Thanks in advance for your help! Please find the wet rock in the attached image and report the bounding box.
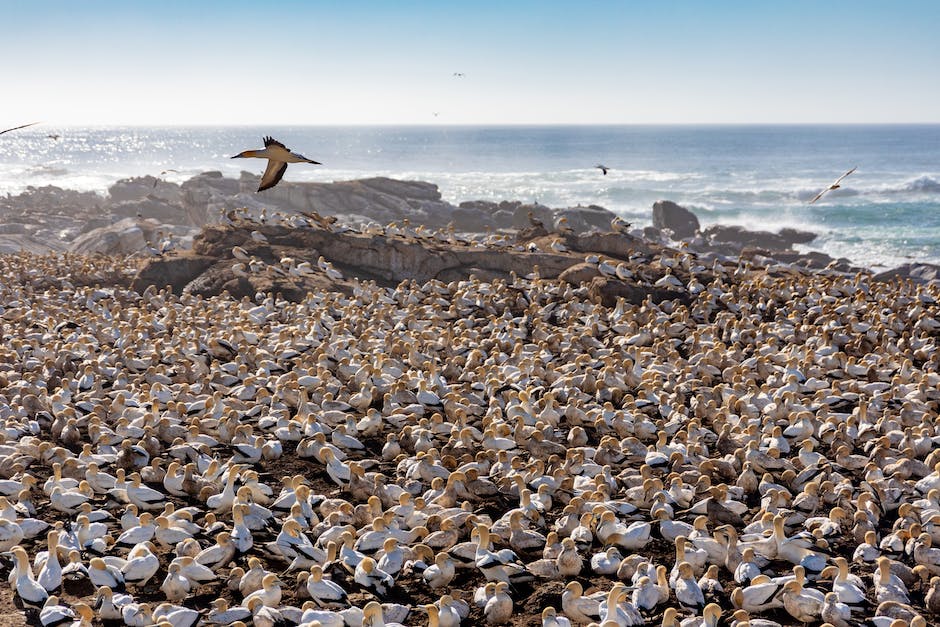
[779,227,817,245]
[652,200,700,239]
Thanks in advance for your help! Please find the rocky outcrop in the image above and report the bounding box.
[133,219,699,308]
[702,225,816,252]
[1,173,617,256]
[874,263,940,285]
[2,173,930,286]
[70,218,197,256]
[0,234,60,255]
[652,200,700,239]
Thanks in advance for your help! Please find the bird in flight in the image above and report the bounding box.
[232,136,321,192]
[0,122,39,135]
[47,134,61,141]
[596,164,610,175]
[453,72,465,78]
[808,166,857,204]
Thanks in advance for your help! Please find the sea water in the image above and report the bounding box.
[1,125,938,269]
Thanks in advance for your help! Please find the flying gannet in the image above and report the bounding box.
[232,136,321,192]
[808,166,857,204]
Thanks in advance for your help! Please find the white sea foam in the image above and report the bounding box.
[0,125,937,270]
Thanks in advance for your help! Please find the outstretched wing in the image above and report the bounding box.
[0,122,39,135]
[258,160,288,192]
[808,189,827,204]
[263,136,288,150]
[832,166,857,187]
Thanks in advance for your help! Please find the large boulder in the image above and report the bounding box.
[652,200,700,239]
[704,225,794,251]
[0,234,60,254]
[874,263,940,285]
[70,217,166,255]
[778,228,817,245]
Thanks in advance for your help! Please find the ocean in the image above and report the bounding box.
[1,125,938,269]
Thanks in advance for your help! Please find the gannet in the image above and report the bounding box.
[808,166,857,204]
[232,136,321,191]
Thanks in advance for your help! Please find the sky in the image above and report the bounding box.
[2,1,939,126]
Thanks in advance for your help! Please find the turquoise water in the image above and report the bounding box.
[1,125,938,268]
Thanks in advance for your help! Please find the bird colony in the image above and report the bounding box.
[0,241,939,627]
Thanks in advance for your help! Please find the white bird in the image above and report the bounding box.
[674,561,706,611]
[39,596,74,627]
[808,166,857,204]
[11,546,48,607]
[37,531,62,592]
[206,599,252,625]
[89,558,125,589]
[541,607,572,627]
[484,581,514,625]
[93,586,129,622]
[305,565,348,608]
[122,542,160,586]
[160,563,191,602]
[561,581,603,624]
[153,602,199,627]
[243,573,283,608]
[354,556,394,597]
[232,136,322,192]
[423,552,456,588]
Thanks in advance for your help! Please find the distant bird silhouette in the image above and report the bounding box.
[153,170,180,188]
[232,136,321,192]
[453,72,465,78]
[0,122,39,135]
[47,134,61,141]
[808,166,857,204]
[595,164,610,175]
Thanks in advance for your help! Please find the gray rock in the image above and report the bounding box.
[778,228,817,245]
[70,217,165,255]
[0,234,60,254]
[0,223,28,235]
[704,225,794,252]
[652,200,700,239]
[874,263,940,285]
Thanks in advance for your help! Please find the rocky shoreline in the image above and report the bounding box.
[1,172,939,290]
[0,175,938,627]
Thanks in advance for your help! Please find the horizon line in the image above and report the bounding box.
[15,121,940,129]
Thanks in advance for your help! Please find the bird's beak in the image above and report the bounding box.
[231,154,242,159]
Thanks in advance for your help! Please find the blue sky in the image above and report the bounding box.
[3,1,939,125]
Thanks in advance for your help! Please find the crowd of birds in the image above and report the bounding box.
[0,123,927,627]
[0,216,935,627]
